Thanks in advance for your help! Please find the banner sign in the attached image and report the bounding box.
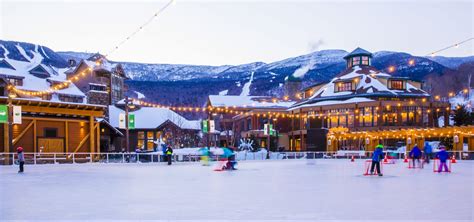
[209,120,215,133]
[202,120,208,133]
[119,113,126,129]
[0,105,7,123]
[13,106,21,124]
[128,114,135,129]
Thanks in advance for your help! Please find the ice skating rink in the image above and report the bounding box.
[1,159,472,220]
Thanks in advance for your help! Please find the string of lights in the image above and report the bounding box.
[10,0,176,96]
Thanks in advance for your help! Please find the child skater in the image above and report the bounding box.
[436,146,450,173]
[370,144,384,176]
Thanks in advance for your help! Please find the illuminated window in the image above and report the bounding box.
[390,80,405,90]
[335,82,353,92]
[361,56,370,65]
[352,57,361,66]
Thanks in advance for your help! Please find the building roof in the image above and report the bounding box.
[108,105,201,130]
[343,47,373,60]
[208,95,295,109]
[292,65,430,108]
[0,45,86,100]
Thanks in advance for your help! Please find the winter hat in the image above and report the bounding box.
[17,147,23,152]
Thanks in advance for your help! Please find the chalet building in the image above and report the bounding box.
[287,48,451,152]
[108,104,201,151]
[207,95,295,151]
[0,49,112,160]
[65,53,127,106]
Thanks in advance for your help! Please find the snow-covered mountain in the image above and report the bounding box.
[2,39,473,110]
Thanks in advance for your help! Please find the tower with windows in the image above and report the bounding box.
[343,47,372,68]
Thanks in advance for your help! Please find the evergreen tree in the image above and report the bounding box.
[453,104,472,126]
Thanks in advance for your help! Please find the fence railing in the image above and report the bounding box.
[1,151,473,165]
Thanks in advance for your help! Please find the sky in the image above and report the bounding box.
[0,0,473,66]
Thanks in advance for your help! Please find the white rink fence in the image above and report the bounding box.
[1,150,474,165]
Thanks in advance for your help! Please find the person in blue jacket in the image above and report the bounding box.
[423,142,432,164]
[409,145,422,167]
[370,144,384,176]
[436,146,450,172]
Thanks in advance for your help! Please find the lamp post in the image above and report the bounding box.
[8,92,15,154]
[124,96,134,153]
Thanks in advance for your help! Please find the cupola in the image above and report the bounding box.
[343,47,372,68]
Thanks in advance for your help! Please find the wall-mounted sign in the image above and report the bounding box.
[13,106,21,124]
[0,105,7,123]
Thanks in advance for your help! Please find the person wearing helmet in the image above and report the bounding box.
[370,144,384,176]
[17,147,25,173]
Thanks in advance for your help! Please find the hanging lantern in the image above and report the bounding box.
[327,139,332,146]
[454,135,459,143]
[407,137,412,145]
[365,137,370,145]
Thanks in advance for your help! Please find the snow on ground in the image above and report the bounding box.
[240,71,254,96]
[218,89,228,96]
[134,90,145,99]
[1,160,472,220]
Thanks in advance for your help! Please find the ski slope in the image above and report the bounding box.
[1,160,472,220]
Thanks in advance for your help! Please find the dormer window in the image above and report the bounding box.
[352,57,360,66]
[29,65,51,78]
[389,80,406,90]
[335,81,354,92]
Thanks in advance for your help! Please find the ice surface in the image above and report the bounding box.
[1,160,472,220]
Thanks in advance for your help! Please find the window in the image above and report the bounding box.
[361,56,370,65]
[335,82,353,92]
[8,78,22,86]
[44,128,58,137]
[90,84,107,91]
[390,80,405,90]
[352,57,361,66]
[137,131,155,151]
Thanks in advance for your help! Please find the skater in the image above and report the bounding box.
[436,146,450,172]
[17,147,25,173]
[165,145,173,165]
[409,145,422,167]
[423,141,432,164]
[226,148,237,170]
[370,144,384,176]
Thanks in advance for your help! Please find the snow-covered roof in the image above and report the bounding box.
[343,47,372,59]
[208,95,295,109]
[288,97,375,111]
[292,65,429,109]
[0,44,86,100]
[108,105,201,130]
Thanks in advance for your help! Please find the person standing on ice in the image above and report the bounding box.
[17,147,25,173]
[423,142,432,164]
[436,146,450,172]
[409,145,422,167]
[165,145,173,165]
[370,144,384,176]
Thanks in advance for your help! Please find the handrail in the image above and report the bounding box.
[1,151,473,165]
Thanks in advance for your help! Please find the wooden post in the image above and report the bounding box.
[89,116,94,153]
[33,120,37,153]
[3,123,8,153]
[96,123,100,154]
[65,121,69,153]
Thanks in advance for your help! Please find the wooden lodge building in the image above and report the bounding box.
[0,49,121,160]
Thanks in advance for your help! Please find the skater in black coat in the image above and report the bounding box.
[17,147,25,173]
[165,146,173,165]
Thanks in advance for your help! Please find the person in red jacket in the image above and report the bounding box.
[17,147,25,173]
